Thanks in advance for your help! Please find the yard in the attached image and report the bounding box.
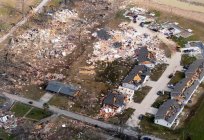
[152,92,170,108]
[19,84,45,100]
[150,64,168,81]
[181,54,197,66]
[26,108,52,120]
[10,102,32,117]
[95,58,137,84]
[169,71,185,85]
[108,108,135,125]
[139,115,181,140]
[133,86,152,103]
[0,129,13,140]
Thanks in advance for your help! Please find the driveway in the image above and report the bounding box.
[126,52,182,127]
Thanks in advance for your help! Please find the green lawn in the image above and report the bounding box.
[0,129,14,140]
[152,92,170,108]
[134,86,152,103]
[26,108,52,120]
[171,36,197,48]
[181,54,197,66]
[169,71,185,85]
[139,115,181,140]
[150,64,168,81]
[108,108,135,125]
[11,102,31,117]
[181,98,204,140]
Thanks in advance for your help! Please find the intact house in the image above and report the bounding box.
[45,81,79,97]
[100,90,129,119]
[135,47,155,69]
[122,65,150,91]
[154,99,184,128]
[181,41,204,57]
[155,59,204,128]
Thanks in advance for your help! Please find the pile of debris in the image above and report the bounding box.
[52,9,78,23]
[89,22,166,63]
[0,111,17,131]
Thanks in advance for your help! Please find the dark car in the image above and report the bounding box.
[28,101,33,104]
[168,73,174,78]
[157,91,163,96]
[138,114,144,120]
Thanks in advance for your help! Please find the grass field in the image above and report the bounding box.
[11,102,31,117]
[150,64,168,81]
[152,93,170,108]
[0,129,13,140]
[181,54,197,66]
[134,86,152,103]
[26,108,52,120]
[154,0,204,13]
[169,71,185,85]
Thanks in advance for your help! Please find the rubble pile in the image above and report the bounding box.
[53,9,78,23]
[0,111,17,130]
[11,9,79,60]
[89,23,166,63]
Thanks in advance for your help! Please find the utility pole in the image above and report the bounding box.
[22,0,25,18]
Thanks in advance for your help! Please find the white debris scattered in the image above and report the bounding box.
[53,9,78,23]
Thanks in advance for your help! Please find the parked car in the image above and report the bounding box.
[28,101,33,104]
[138,114,144,120]
[157,91,163,96]
[168,73,174,78]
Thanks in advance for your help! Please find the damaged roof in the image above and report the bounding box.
[155,99,183,124]
[103,91,126,107]
[123,65,150,83]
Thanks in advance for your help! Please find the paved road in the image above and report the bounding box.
[126,52,182,127]
[1,92,141,138]
[0,0,50,43]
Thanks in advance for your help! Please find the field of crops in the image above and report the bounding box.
[154,0,204,13]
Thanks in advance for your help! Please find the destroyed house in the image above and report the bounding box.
[154,99,184,128]
[122,65,150,90]
[46,81,78,97]
[103,91,126,108]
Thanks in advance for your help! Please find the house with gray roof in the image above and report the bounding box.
[135,47,155,68]
[171,59,204,104]
[46,81,79,97]
[155,59,204,128]
[154,99,184,128]
[122,65,150,90]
